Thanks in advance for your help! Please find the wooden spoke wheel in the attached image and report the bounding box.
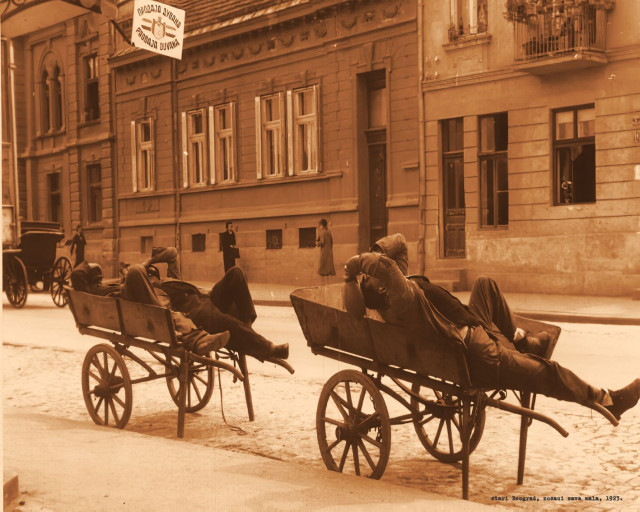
[410,383,485,463]
[82,344,133,429]
[166,356,214,413]
[50,256,72,307]
[316,369,391,479]
[4,254,28,308]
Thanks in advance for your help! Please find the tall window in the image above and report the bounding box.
[479,113,508,228]
[47,172,61,222]
[553,105,596,205]
[213,103,236,183]
[40,62,64,133]
[83,54,99,122]
[187,109,207,185]
[131,118,155,192]
[449,0,488,40]
[256,93,285,178]
[86,163,102,223]
[288,85,319,174]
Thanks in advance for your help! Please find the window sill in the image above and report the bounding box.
[443,33,492,51]
[78,119,101,128]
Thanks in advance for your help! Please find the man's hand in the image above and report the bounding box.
[344,255,361,282]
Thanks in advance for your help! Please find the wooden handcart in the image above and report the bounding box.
[290,284,616,500]
[67,288,294,437]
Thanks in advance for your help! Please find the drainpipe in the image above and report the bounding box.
[7,38,22,241]
[416,0,427,275]
[108,23,120,278]
[171,58,181,277]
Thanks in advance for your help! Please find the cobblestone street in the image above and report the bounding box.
[3,298,639,510]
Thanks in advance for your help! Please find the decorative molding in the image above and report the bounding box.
[382,4,401,20]
[364,10,375,23]
[314,22,327,38]
[249,42,262,55]
[340,16,357,29]
[177,61,187,74]
[150,68,161,79]
[299,30,310,41]
[279,34,294,48]
[126,74,136,85]
[204,55,215,66]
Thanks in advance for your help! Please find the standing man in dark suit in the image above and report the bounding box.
[70,225,87,268]
[220,221,238,272]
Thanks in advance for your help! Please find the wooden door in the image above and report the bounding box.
[443,155,465,257]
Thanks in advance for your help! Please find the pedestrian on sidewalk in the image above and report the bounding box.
[316,218,335,285]
[220,221,239,272]
[69,225,87,268]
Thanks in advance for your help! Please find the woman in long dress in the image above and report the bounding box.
[316,218,336,285]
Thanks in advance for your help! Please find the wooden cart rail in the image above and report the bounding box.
[67,289,256,438]
[290,284,616,500]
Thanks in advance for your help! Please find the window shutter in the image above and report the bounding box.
[181,112,188,187]
[279,92,287,177]
[314,83,321,173]
[130,120,137,192]
[255,96,263,180]
[150,117,156,191]
[208,106,216,185]
[230,101,238,182]
[286,90,294,176]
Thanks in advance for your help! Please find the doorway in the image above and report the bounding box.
[442,118,466,257]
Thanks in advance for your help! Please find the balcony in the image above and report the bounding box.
[508,2,613,74]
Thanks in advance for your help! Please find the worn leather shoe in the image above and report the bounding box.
[606,378,640,420]
[515,331,551,357]
[271,343,289,360]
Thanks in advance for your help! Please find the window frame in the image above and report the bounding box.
[183,108,208,187]
[83,53,100,123]
[131,118,155,192]
[85,162,102,223]
[478,113,509,229]
[449,0,488,39]
[212,102,237,184]
[40,58,65,134]
[255,92,286,179]
[287,84,320,175]
[552,104,596,206]
[47,171,62,223]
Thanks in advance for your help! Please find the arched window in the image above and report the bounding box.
[41,69,50,132]
[40,53,64,134]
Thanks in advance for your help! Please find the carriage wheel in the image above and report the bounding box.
[50,256,72,307]
[316,369,391,479]
[4,255,28,308]
[165,355,215,413]
[410,383,485,463]
[82,344,133,429]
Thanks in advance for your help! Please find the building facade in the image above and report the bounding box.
[109,0,420,284]
[421,0,639,296]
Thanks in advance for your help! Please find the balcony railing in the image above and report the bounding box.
[513,4,608,61]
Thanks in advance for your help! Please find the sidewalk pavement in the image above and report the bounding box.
[197,281,640,326]
[3,409,490,512]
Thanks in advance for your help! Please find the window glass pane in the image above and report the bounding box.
[555,111,573,140]
[577,108,595,138]
[141,121,151,141]
[497,191,508,226]
[368,87,387,128]
[191,112,203,134]
[192,233,206,252]
[266,229,282,249]
[299,227,316,248]
[297,124,308,170]
[443,118,463,152]
[572,144,596,203]
[480,159,493,226]
[218,107,227,130]
[494,113,508,151]
[497,157,508,191]
[479,117,494,152]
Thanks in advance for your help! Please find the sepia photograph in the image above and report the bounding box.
[1,0,639,510]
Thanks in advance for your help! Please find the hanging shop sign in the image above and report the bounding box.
[131,0,185,60]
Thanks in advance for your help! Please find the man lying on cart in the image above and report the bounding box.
[343,233,639,422]
[70,256,289,362]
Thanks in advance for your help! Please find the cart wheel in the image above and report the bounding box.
[316,369,391,479]
[82,344,133,429]
[166,356,215,413]
[4,255,28,308]
[410,383,485,463]
[50,256,72,307]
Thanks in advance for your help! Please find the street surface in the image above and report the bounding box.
[2,292,639,510]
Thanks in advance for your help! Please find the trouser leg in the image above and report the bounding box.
[185,297,274,360]
[468,276,517,342]
[209,267,257,325]
[120,264,161,306]
[467,326,605,405]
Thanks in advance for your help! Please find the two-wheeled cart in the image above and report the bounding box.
[290,284,616,500]
[66,288,294,437]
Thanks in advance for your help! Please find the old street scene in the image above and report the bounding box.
[2,0,639,510]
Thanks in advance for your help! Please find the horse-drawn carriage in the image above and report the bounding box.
[2,214,72,308]
[290,284,616,500]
